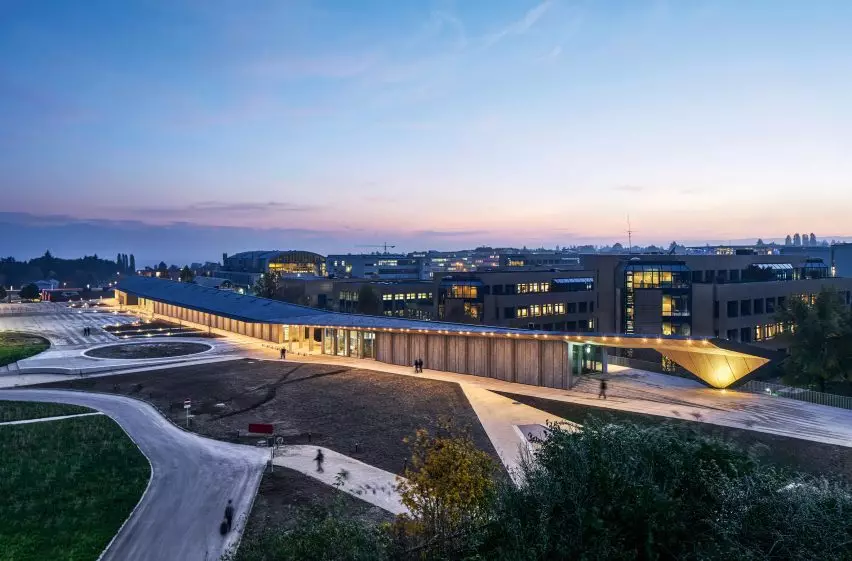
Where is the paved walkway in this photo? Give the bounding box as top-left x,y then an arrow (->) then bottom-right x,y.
0,411 -> 103,426
273,445 -> 407,515
0,389 -> 268,561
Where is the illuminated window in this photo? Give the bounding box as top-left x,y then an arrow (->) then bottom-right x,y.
382,294 -> 392,301
394,294 -> 404,300
662,322 -> 673,335
542,303 -> 554,315
530,305 -> 541,317
554,303 -> 565,314
406,293 -> 416,300
754,325 -> 764,341
517,307 -> 529,318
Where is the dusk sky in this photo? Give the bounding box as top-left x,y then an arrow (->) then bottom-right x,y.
2,0 -> 851,263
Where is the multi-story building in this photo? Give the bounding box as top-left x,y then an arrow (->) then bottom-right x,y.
585,253 -> 852,350
219,250 -> 326,288
326,254 -> 428,281
499,252 -> 580,268
831,243 -> 852,278
436,270 -> 597,331
335,280 -> 435,320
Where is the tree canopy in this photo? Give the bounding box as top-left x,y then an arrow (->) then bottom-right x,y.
775,288 -> 852,392
18,284 -> 40,300
253,272 -> 281,298
355,285 -> 382,315
178,266 -> 195,283
0,286 -> 7,301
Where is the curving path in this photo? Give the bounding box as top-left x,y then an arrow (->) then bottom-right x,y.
0,389 -> 268,561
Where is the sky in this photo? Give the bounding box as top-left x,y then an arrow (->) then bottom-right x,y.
2,0 -> 851,264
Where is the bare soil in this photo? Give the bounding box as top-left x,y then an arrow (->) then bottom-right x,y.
84,342 -> 211,359
42,359 -> 499,474
499,391 -> 852,482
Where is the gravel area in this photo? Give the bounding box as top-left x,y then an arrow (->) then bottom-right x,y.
84,342 -> 211,359
43,359 -> 500,474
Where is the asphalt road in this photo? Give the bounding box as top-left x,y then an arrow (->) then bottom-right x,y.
0,389 -> 268,561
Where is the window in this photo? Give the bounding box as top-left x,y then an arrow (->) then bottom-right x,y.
530,304 -> 541,317
554,303 -> 565,314
727,301 -> 738,318
492,284 -> 504,295
590,302 -> 594,313
552,278 -> 594,292
382,294 -> 392,301
741,300 -> 751,316
566,320 -> 577,330
567,302 -> 577,314
394,294 -> 404,300
578,319 -> 590,331
504,307 -> 516,319
740,327 -> 751,343
406,293 -> 416,300
729,269 -> 740,282
578,302 -> 588,313
517,306 -> 529,318
517,282 -> 551,294
726,329 -> 737,341
542,303 -> 554,316
777,296 -> 786,309
754,298 -> 764,314
754,325 -> 764,341
705,270 -> 715,283
765,298 -> 775,314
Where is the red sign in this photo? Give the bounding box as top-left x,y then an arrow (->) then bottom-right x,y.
248,423 -> 274,434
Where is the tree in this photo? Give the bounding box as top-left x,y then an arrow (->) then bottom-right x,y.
793,233 -> 802,246
129,254 -> 136,274
395,424 -> 497,558
116,253 -> 123,271
355,285 -> 381,315
802,234 -> 810,246
785,234 -> 792,245
253,272 -> 281,298
156,261 -> 169,278
179,266 -> 194,283
0,286 -> 6,301
18,283 -> 40,300
756,238 -> 765,246
810,232 -> 817,246
775,288 -> 852,392
483,420 -> 852,560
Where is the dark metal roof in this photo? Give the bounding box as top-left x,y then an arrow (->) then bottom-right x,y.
117,276 -> 709,341
117,276 -> 329,323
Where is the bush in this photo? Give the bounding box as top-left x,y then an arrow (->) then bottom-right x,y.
481,419 -> 852,560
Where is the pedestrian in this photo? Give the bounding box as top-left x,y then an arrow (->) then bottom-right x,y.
598,378 -> 608,400
418,358 -> 424,372
413,359 -> 419,373
280,347 -> 284,359
282,348 -> 287,360
224,499 -> 234,532
315,448 -> 324,472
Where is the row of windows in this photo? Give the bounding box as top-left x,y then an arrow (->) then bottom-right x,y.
528,319 -> 594,331
723,296 -> 786,318
727,322 -> 792,343
516,282 -> 550,294
505,301 -> 594,319
381,292 -> 433,301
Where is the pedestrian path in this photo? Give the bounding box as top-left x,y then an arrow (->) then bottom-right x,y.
273,445 -> 407,515
0,411 -> 103,426
0,306 -> 138,347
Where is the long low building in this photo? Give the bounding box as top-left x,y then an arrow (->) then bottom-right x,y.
116,276 -> 777,389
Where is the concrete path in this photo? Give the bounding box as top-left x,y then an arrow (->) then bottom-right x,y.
0,389 -> 268,561
461,385 -> 576,479
273,445 -> 407,515
0,411 -> 103,426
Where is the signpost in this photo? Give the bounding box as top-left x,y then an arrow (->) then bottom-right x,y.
248,423 -> 276,472
184,398 -> 191,427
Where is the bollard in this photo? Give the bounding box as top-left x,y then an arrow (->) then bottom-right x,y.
307,432 -> 312,443
354,442 -> 359,453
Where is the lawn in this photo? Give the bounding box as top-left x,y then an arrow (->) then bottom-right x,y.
0,332 -> 49,366
0,400 -> 92,423
0,415 -> 150,561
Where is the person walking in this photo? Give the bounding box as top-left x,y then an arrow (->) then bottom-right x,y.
315,448 -> 324,472
224,499 -> 234,532
280,347 -> 286,360
418,358 -> 424,372
598,378 -> 608,400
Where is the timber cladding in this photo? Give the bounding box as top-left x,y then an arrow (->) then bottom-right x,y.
427,335 -> 446,370
514,340 -> 540,385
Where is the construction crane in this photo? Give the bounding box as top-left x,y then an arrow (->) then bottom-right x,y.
356,243 -> 396,254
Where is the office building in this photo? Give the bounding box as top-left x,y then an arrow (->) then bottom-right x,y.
219,250 -> 326,288
326,254 -> 428,281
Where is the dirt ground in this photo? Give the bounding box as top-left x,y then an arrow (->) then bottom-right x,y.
84,341 -> 211,359
500,391 -> 852,482
43,359 -> 499,474
243,466 -> 393,540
